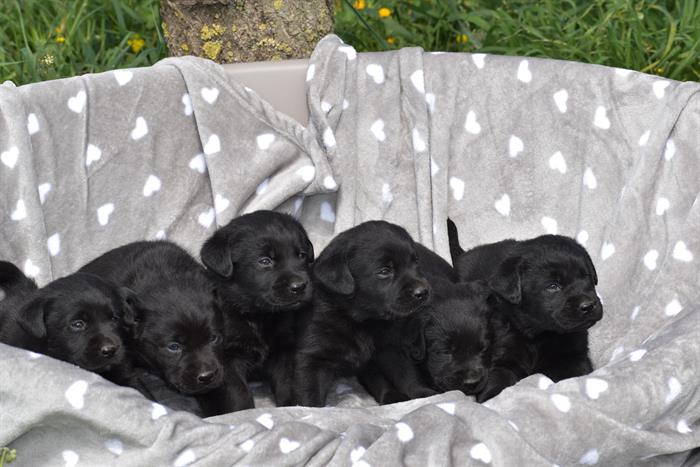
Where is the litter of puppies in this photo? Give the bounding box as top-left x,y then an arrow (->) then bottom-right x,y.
0,211 -> 603,415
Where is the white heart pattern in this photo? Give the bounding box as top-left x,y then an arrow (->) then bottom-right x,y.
86,144 -> 102,167
257,133 -> 275,150
672,241 -> 693,262
548,151 -> 567,174
382,183 -> 393,205
297,165 -> 316,183
130,116 -> 148,140
653,80 -> 670,99
412,128 -> 426,152
471,53 -> 486,69
47,233 -> 61,257
470,442 -> 492,464
113,69 -> 133,86
189,154 -> 206,174
517,60 -> 532,83
656,197 -> 670,215
664,299 -> 683,317
350,446 -> 366,463
27,113 -> 40,135
201,87 -> 219,104
320,201 -> 336,223
677,419 -> 692,434
182,93 -> 193,116
256,178 -> 269,195
97,203 -> 114,226
495,194 -> 510,216
366,64 -> 385,84
601,242 -> 615,260
240,440 -> 255,452
321,101 -> 332,113
11,199 -> 26,221
338,45 -> 357,60
583,168 -> 597,189
629,349 -> 647,362
62,450 -> 79,467
142,175 -> 162,197
585,378 -> 609,400
198,207 -> 215,228
23,259 -> 40,278
449,177 -> 465,201
105,438 -> 124,456
68,90 -> 86,113
551,393 -> 571,412
630,305 -> 641,320
643,249 -> 658,270
256,413 -> 274,429
410,69 -> 425,93
204,134 -> 221,155
279,438 -> 300,454
323,127 -> 336,148
666,377 -> 682,404
638,130 -> 651,146
436,402 -> 455,415
464,111 -> 481,134
541,216 -> 558,234
174,449 -> 196,467
214,194 -> 230,214
151,402 -> 167,420
577,230 -> 589,245
65,380 -> 88,409
538,376 -> 553,390
579,449 -> 599,465
1,146 -> 19,168
306,64 -> 316,82
425,93 -> 436,113
430,158 -> 439,176
664,139 -> 676,161
553,89 -> 568,113
395,422 -> 414,442
370,119 -> 386,141
508,135 -> 523,158
323,175 -> 337,190
593,106 -> 611,129
38,183 -> 51,205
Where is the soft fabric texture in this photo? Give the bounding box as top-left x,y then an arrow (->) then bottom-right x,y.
1,35 -> 699,465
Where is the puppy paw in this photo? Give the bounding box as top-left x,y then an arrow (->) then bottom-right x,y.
381,390 -> 410,404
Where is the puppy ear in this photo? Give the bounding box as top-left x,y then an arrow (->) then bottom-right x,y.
118,287 -> 143,327
447,218 -> 465,263
489,256 -> 522,304
201,233 -> 234,278
16,296 -> 51,340
581,249 -> 598,285
401,317 -> 426,361
306,239 -> 315,264
313,242 -> 354,296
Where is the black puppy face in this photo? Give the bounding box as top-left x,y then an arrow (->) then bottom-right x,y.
132,285 -> 225,394
491,236 -> 603,333
406,286 -> 492,394
17,274 -> 133,372
314,221 -> 431,321
201,210 -> 314,312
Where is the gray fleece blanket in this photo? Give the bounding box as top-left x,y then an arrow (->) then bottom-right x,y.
1,34 -> 699,466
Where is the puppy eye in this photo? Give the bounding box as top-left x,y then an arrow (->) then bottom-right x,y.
298,251 -> 307,260
546,283 -> 562,292
111,316 -> 119,323
258,257 -> 273,266
412,255 -> 419,263
209,334 -> 222,345
70,320 -> 86,330
166,342 -> 182,353
376,267 -> 393,278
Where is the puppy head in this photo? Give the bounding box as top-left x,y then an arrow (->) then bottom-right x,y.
490,235 -> 602,334
404,282 -> 493,394
313,220 -> 431,321
201,210 -> 314,312
131,283 -> 226,394
17,273 -> 134,372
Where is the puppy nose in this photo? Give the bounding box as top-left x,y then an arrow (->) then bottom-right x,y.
464,368 -> 486,385
288,279 -> 308,294
101,344 -> 117,358
412,285 -> 429,301
197,369 -> 218,385
579,300 -> 595,314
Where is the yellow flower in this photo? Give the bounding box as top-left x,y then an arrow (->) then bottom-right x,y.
456,34 -> 469,44
386,36 -> 396,44
56,35 -> 65,44
128,35 -> 146,54
353,0 -> 366,9
378,7 -> 391,18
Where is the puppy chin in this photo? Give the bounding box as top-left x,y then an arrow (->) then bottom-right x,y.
173,378 -> 222,395
553,314 -> 601,332
254,294 -> 311,312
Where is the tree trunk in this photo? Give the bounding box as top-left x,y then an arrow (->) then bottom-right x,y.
160,0 -> 335,63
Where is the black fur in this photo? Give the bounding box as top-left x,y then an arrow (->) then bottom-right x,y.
201,210 -> 314,406
80,241 -> 252,416
0,260 -> 136,386
295,221 -> 431,407
447,219 -> 603,402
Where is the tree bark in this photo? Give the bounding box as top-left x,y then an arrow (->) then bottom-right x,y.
160,0 -> 334,63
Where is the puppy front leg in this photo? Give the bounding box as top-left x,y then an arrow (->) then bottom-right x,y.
264,351 -> 296,406
476,367 -> 519,403
295,356 -> 335,407
542,354 -> 594,382
198,364 -> 254,417
357,360 -> 409,404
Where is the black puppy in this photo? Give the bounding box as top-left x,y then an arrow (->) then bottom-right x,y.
295,220 -> 431,407
0,260 -> 136,386
80,241 -> 252,416
365,246 -> 493,404
200,210 -> 314,406
448,219 -> 603,401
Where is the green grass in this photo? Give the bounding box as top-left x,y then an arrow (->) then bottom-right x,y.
0,0 -> 164,84
1,0 -> 698,85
